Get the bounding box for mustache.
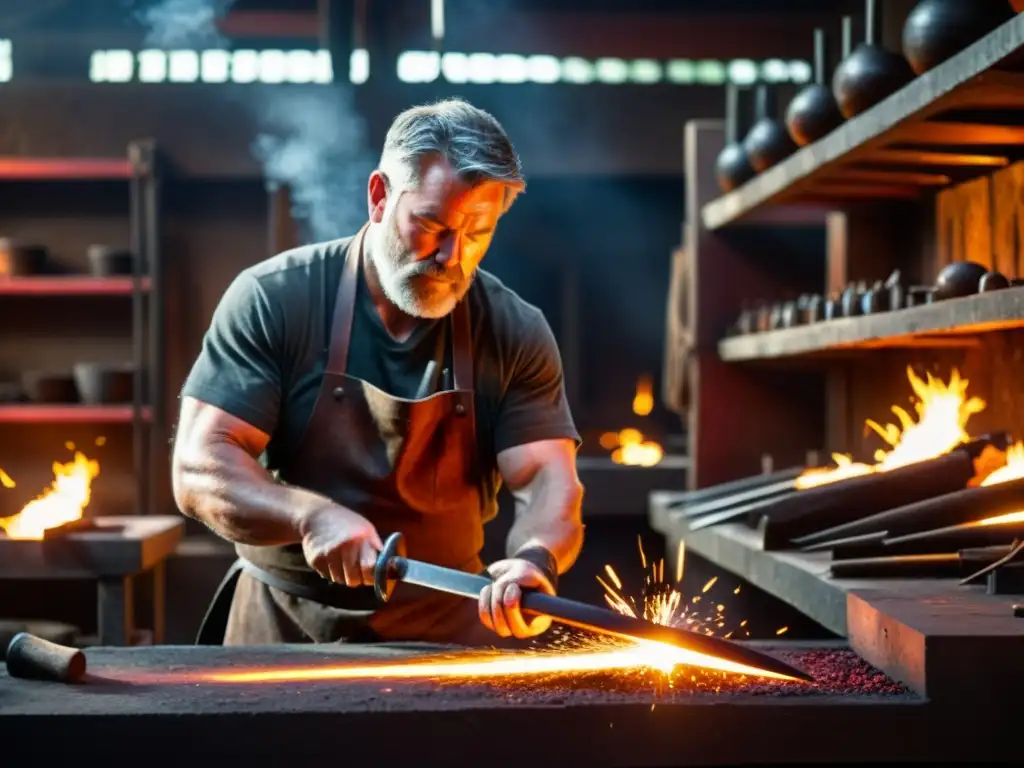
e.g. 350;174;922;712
405;258;460;284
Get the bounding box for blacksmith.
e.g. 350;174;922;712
172;98;585;647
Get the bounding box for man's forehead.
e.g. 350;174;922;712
412;158;504;215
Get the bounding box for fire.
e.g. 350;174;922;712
632;374;654;416
600;427;664;467
0;451;99;540
202;538;801;686
980;441;1024;486
598;375;664;467
795;367;985;489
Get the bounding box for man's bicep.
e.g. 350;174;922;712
176;396;271;460
497;438;580;493
494;309;581;455
181;272;284;436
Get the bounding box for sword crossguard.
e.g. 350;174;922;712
374;532;407;603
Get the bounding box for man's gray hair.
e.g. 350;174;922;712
379;98;525;212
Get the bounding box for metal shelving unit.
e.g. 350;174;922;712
0;141;164;517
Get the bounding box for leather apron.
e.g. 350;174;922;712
197;225;500;647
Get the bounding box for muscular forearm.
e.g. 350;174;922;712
172;439;332;546
506;472;584;573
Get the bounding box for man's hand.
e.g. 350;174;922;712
478;558;555;639
299;504;383;588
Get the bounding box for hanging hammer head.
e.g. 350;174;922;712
374;532;408;603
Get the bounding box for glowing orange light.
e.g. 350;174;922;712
0;450;100;540
796;367;984;489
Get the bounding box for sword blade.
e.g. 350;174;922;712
394;557;813;682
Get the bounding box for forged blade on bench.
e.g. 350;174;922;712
392;557;813;682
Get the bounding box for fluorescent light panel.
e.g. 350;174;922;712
84;48;810;87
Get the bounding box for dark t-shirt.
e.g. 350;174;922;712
180;234;580;509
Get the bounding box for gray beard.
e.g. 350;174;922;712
369;223;470;320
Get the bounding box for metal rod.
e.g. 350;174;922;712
841;15;853;58
864;0;878;47
678;478;797;519
759;437;1003;549
886;519;1024;549
794;475;1024;547
145;141;164;518
128;141;146;516
725;83;741;144
813;28;827;86
665;466;804;509
829;552;960;579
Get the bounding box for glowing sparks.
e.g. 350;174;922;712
795;367;985;490
0;452;100;540
776;626;789;636
206;540;798;686
702;577;718;593
0;468;14;489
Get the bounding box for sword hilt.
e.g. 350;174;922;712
374;532;408;602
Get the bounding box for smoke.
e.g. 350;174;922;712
252;89;373;239
130;0;374;242
131;0;234;49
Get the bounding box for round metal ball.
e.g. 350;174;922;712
933;261;989;300
715;143;755;193
743;119;798;173
785;84;845;146
902;0;1014;76
832;43;915;119
979;271;1011;292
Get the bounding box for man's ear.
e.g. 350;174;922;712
368;170;389;223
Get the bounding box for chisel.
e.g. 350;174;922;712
373;533;813;683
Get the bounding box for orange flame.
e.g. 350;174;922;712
598;375;664;467
980;441;1024;486
633;374;654;417
0;451;99;540
796;367;985;489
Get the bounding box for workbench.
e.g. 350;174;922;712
0;641;1018;765
0;516;184;645
650;490;1024;704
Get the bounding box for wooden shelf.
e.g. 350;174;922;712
0;405;152;424
0;157;134;181
701;15;1024;230
0;277;150;296
719;287;1024;361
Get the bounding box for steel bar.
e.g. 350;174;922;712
666;466;803;508
883;520;1024;552
687;492;801;531
794;476;1024;548
666;467;804;513
802;530;889;554
756;438;1002;550
375;534;812;682
676;478;797;519
828;546;1011;579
